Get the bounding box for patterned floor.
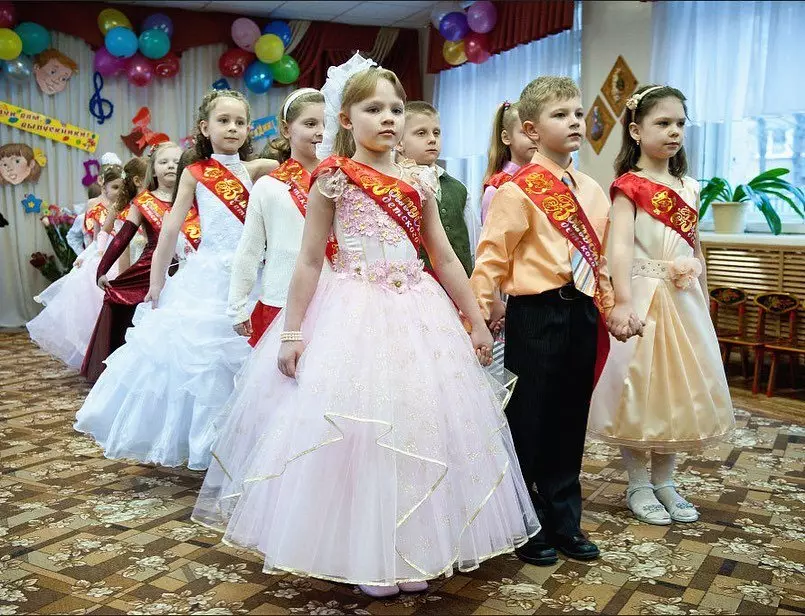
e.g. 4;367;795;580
1;329;804;615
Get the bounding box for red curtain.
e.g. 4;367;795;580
16;1;421;97
427;0;574;74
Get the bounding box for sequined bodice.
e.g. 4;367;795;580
195;153;253;258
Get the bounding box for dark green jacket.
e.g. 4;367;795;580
421;171;473;277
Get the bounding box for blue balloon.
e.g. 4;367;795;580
105;26;138;58
138;28;170;59
14;22;51;56
261;20;292;47
142;13;174;38
244;60;273;94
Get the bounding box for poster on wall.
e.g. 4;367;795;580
34;49;79;95
585;95;615;155
0;144;46;185
601;55;638;118
0;101;98;152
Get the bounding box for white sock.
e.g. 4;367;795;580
651;452;695;510
621;447;667;515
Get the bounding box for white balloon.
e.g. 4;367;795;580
3;54;33;82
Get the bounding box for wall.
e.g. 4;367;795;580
578;0;653;189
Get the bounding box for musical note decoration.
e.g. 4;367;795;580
89;72;114;125
81;159;100;187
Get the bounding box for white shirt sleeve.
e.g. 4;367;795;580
67;214;87;255
463;191;482;263
227;179;270;325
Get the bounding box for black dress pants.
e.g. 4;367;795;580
504;284;598;539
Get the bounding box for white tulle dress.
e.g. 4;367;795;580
74;153;256;470
192;163;539;585
27;225;121;370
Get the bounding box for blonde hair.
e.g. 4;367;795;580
264;89;324;163
483;101;520;184
144;141;180;192
404;100;438;120
114;156;147;215
518;76;580;124
192;89;253;161
334;68;406;157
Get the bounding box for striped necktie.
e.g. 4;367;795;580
562;173;596;298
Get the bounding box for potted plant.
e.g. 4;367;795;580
699;168;805;235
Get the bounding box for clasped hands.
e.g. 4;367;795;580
606;302;645;342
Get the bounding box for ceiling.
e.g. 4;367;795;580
112;1;446;28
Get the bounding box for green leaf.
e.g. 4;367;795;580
745;185;782;234
750;167;790;182
733;184;747;202
762;189;805;218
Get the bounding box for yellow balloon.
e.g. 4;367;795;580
443;40;466;66
98;8;132;35
0;28;22;61
255;34;285;65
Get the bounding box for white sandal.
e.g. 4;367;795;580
654;483;699;523
627;485;671;525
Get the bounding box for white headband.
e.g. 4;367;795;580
625;85;665;115
282;88;320;121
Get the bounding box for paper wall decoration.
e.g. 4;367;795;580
585;96;615;156
602;55;638;118
0;143;46;185
120;106;169;156
21;193;43;214
34;49;79;95
250;115;278;142
0;100;98;152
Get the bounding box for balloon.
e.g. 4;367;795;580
14;22;51;56
0;2;15;29
152;50;180;78
262;20;292;47
126;53;153;87
442;40;466;66
231;17;260;52
439;12;469;42
254;34;284;65
464;31;491;64
142;13;173;38
138;28;170;59
2;53;32;81
269;54;299;84
97;8;132;35
244;60;273;94
0;27;21;61
218;47;254;78
105;26;138;58
467;1;497;33
430;1;463;29
94;46;126;77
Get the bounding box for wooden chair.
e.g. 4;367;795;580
754;293;804;397
709;287;762;392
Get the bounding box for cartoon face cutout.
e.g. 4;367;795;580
0;155;36;185
34;58;74;95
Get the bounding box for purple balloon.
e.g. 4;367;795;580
467;1;497;34
126;53;154;87
231;17;260;52
94;46;126;77
439;11;469;42
142;13;173;38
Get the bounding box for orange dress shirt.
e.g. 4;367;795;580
470;151;614;320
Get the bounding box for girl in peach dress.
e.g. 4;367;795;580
589;85;734;525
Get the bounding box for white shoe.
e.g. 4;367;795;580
398;581;428;593
654;483;699;523
627;485;671;525
358;584;399;598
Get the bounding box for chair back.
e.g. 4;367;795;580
755;293;800;343
710;287;747;335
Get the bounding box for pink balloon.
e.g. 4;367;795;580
465;32;491;64
94;46;127;77
467;0;497;34
126;53;154;87
231;17;260;52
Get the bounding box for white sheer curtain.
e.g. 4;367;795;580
433;1;582;251
0;32;293;327
650;1;805;123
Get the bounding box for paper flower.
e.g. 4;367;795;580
669;256;702;290
22;193;43;214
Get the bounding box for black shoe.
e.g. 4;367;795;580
552;534;600;561
514;536;558;566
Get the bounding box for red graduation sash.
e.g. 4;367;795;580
312;156;424;254
132;190;202;250
271;158;338;265
483;170;514;191
84;202;108;233
611;173;698;249
511;163;609;385
187;158;249;224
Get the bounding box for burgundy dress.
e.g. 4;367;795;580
81;194;175;383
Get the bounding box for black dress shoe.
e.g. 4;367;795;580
552;534;600;561
514;536;558;566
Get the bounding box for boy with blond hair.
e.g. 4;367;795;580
397;101;474;276
471;76;618;565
